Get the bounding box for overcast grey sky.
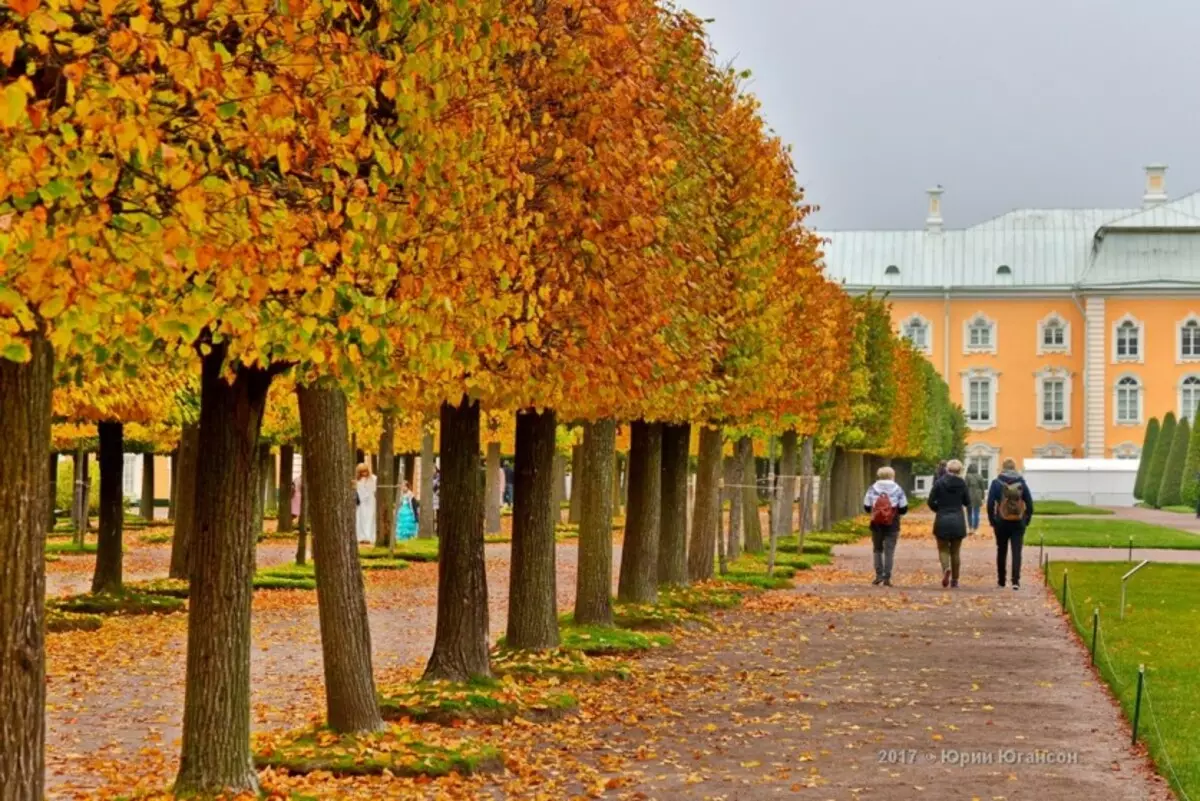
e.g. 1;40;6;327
679;0;1200;231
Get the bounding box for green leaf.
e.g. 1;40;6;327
0;340;31;363
217;102;239;120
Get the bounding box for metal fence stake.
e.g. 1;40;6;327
1132;665;1145;746
1091;608;1099;666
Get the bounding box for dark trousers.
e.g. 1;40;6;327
994;527;1025;585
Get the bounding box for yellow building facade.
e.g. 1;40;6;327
822;166;1200;478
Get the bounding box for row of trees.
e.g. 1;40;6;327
0;1;960;798
1133;411;1200;509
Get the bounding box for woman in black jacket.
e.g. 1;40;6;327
927;459;970;588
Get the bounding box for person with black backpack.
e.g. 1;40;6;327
863;466;909;587
987;458;1035;590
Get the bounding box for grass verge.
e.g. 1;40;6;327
45;540;97;555
49;590;184;617
378;678;576;725
491;648;632;683
254;725;501;777
1029;517;1200;549
1034;500;1114;516
361;538;438;562
46;609;104;633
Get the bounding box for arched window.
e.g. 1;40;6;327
902;315;930;352
1037;312;1070;355
1115;319;1141;360
965;314;996;352
884;265;900;276
996;264;1012;276
1180;318;1200;360
1181;376;1200;420
1115;376;1142;424
1043;319;1065;348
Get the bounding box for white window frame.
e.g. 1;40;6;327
1036;311;1070;355
1179;374;1200;421
899;313;932;355
961;367;999;431
1035;367;1072;431
963;313;998;355
1111;441;1142;460
1033;442;1074;458
1112;314;1144;364
965;443;1001;481
1178;314;1200;364
1113;373;1144;426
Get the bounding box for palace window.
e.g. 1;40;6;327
885;265;900;276
1037;312;1070;354
1042;379;1065;425
964;313;997;354
1112;442;1142;460
1180;375;1200;421
962;368;999;430
901;315;931;353
1114;316;1143;363
1179;317;1200;361
1114;375;1142;425
965;443;1001;481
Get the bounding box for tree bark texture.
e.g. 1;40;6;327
738;436;763;552
297;383;384;733
688;426;723;582
611;452;622;516
403;454;415;487
424;397;491;681
296;475;308;566
174;347;273;797
277;444;295;533
0;334;52;801
506;409;560;650
169;424;200;581
485;441;502;535
725;454;743;561
657;423;690;586
140;452;155;521
798;437;815;536
48;452;58;531
418;428;436;539
568;444;583;524
91;421;124;594
376;413;396;548
617;421;662;604
168;449;178;521
72;447;87;544
574;420;616;626
768;431;798;575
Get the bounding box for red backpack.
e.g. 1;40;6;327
871;492;897;527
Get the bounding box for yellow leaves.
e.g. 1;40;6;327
6;0;38;15
380;79;398;100
277;141;291;175
0;78;30;129
99;0;118;18
0;29;20;65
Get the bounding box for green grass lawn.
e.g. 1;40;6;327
1029;517;1200;550
1049;563;1199;800
1033;500;1114;516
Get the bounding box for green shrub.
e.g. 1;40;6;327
1133;417;1160;501
54;457;99;515
1144;412;1176;508
1181;415;1200;509
254;726;501;777
1157;417;1190;508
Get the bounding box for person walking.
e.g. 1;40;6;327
928;459;970;588
935;460;948;482
394;480;418;542
354;463;377;544
987;458;1034;590
965;464;987;535
863;466;909;587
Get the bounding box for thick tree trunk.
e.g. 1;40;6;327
0;334;52;801
418;428;436;539
376;413;396;548
140;453;155;521
403;454;415;487
297;383;384;733
485;442;502;535
822;449;839;530
574;420;616;626
611;452;622;516
72;447;87;545
688;426;723;582
738;437;763;552
552;452;567;524
91;421;124;594
277;444;295;534
567;444;583;524
768;431;799;575
424;397;491;681
49;452;58;531
506;409;560;650
169;424;200;581
174;346;273;797
657;423;690;586
798;437;815;537
617;421;662;604
725;454;743;561
295;475;308;566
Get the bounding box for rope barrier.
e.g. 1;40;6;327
1143;680;1193;801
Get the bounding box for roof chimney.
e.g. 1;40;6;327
1143;164;1168;208
926;186;944;232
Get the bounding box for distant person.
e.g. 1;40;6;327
355;463;376;544
394;480;418;542
935;460;948;482
928;459;970;588
965;464;987;535
503;461;515;506
863;466;909;587
291;472;302;520
987;458;1034;590
432;467;441;530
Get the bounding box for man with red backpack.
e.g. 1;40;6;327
863;466;909;587
987;458;1035;590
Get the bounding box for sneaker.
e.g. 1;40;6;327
942;569;951;588
1012;583;1020;591
951;580;959;588
872;576;883;586
998;580;1006;588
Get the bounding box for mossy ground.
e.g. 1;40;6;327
555;621;672;655
378;677;577;725
46;608;104;633
491;647;633;683
254;725;501;777
361;538;438;562
49;590;184;617
45;540;97;555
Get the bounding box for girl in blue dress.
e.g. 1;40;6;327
395;481;418;541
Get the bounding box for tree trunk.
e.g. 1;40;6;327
418;428;436;539
657;423;690;586
611;452;623;517
768;431;798;575
48;452;58;531
617;421;662;604
725;454;743;561
688;426;723;582
277;444;295;534
798;437;815;537
91;421;124;594
0;333;52;801
295;473;308;566
403;454;415;487
424;397;491;681
574;420;616;626
264;449;277;515
506;409;560;650
738;437;763;552
568;444;583;525
552;452;567;524
297;383;384;734
170;424;200;581
485;442;502;535
376;413;396;548
140;452;155;521
174;346;273;797
821;449;838;530
72;447;87;545
168;449;178;522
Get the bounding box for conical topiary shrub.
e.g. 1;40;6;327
1132;417;1160;501
1158;417;1191;509
1180;412;1200;509
1143;412;1176;509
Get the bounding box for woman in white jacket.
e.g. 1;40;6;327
354;463;377;544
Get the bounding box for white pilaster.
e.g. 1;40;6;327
1084;296;1107;457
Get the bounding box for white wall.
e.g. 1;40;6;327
1022;459;1137;507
